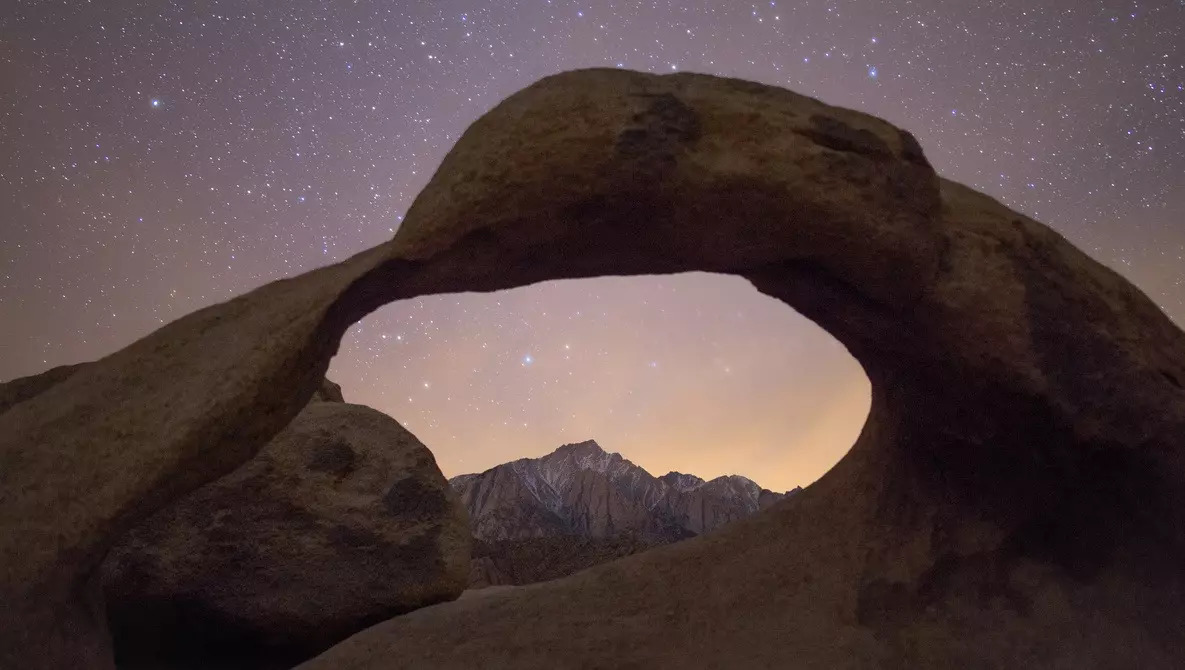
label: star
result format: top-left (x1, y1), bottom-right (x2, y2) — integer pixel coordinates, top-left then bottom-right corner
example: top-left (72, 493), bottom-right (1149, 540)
top-left (1, 0), bottom-right (1180, 495)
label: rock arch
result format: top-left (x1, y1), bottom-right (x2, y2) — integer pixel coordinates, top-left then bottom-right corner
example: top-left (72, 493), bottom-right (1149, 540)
top-left (2, 68), bottom-right (1184, 669)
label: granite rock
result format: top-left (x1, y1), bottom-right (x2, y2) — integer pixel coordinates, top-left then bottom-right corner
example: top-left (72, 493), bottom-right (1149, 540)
top-left (101, 402), bottom-right (469, 668)
top-left (3, 68), bottom-right (1183, 669)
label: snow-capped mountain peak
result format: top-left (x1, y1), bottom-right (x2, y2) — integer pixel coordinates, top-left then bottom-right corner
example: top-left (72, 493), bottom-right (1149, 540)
top-left (660, 471), bottom-right (707, 492)
top-left (536, 440), bottom-right (641, 492)
top-left (449, 441), bottom-right (796, 542)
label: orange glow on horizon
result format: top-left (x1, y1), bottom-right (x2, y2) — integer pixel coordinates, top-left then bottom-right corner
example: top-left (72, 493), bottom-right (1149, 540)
top-left (333, 272), bottom-right (872, 493)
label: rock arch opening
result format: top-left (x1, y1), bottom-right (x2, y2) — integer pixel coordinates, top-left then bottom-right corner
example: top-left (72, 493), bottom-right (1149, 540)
top-left (332, 270), bottom-right (871, 593)
top-left (2, 68), bottom-right (1184, 670)
top-left (332, 271), bottom-right (870, 494)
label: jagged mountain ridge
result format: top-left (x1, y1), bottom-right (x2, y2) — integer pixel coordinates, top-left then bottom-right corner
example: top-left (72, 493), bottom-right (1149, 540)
top-left (449, 440), bottom-right (797, 542)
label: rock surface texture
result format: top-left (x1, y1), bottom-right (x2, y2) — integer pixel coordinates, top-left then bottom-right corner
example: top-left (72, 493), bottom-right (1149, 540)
top-left (0, 362), bottom-right (86, 415)
top-left (468, 535), bottom-right (667, 589)
top-left (451, 439), bottom-right (787, 543)
top-left (2, 68), bottom-right (1184, 669)
top-left (453, 439), bottom-right (791, 590)
top-left (100, 397), bottom-right (469, 669)
top-left (311, 377), bottom-right (346, 403)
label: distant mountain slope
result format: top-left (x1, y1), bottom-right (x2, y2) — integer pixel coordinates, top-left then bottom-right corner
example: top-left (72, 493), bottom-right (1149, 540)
top-left (449, 440), bottom-right (798, 543)
top-left (467, 535), bottom-right (668, 589)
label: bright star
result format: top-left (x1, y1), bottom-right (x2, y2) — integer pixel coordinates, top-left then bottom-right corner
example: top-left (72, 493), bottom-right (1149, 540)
top-left (151, 99), bottom-right (160, 107)
top-left (523, 354), bottom-right (534, 365)
top-left (868, 67), bottom-right (878, 78)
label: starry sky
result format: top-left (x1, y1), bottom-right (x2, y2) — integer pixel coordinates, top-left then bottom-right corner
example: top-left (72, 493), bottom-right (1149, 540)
top-left (1, 0), bottom-right (1182, 491)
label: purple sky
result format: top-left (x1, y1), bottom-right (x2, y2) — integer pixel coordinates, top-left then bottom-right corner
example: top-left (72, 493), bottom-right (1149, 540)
top-left (1, 0), bottom-right (1181, 490)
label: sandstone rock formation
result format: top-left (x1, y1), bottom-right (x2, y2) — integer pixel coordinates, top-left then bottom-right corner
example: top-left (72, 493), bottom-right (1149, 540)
top-left (452, 439), bottom-right (787, 543)
top-left (3, 68), bottom-right (1184, 669)
top-left (100, 398), bottom-right (469, 669)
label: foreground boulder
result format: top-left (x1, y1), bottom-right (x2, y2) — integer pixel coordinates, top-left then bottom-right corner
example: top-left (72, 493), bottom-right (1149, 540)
top-left (2, 68), bottom-right (1183, 669)
top-left (101, 399), bottom-right (469, 668)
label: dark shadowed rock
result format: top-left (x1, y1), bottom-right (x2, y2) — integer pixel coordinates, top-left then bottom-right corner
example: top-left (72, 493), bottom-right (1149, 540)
top-left (1, 368), bottom-right (346, 419)
top-left (3, 68), bottom-right (1184, 669)
top-left (101, 401), bottom-right (469, 669)
top-left (1, 366), bottom-right (346, 418)
top-left (468, 535), bottom-right (668, 589)
top-left (0, 363), bottom-right (87, 415)
top-left (311, 378), bottom-right (345, 403)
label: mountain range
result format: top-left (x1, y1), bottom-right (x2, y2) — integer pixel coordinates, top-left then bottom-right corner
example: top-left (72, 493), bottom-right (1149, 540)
top-left (449, 440), bottom-right (798, 543)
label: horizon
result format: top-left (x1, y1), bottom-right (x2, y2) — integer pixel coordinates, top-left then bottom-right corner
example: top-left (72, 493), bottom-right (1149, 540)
top-left (443, 437), bottom-right (802, 492)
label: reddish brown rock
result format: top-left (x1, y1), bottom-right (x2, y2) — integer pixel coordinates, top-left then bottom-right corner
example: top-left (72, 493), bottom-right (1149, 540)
top-left (100, 400), bottom-right (469, 669)
top-left (0, 362), bottom-right (86, 415)
top-left (312, 377), bottom-right (345, 403)
top-left (2, 68), bottom-right (1183, 669)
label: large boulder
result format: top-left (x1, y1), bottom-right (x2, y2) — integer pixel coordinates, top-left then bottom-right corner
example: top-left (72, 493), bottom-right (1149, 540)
top-left (101, 399), bottom-right (469, 669)
top-left (2, 68), bottom-right (1183, 669)
top-left (311, 377), bottom-right (345, 403)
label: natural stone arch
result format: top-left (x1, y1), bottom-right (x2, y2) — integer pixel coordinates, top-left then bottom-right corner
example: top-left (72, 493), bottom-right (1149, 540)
top-left (2, 68), bottom-right (1184, 669)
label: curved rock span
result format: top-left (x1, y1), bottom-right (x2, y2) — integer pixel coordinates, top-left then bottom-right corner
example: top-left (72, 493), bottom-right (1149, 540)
top-left (2, 68), bottom-right (1184, 669)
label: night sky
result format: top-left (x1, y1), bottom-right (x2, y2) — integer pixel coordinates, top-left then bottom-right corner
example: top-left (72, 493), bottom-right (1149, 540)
top-left (1, 1), bottom-right (1181, 491)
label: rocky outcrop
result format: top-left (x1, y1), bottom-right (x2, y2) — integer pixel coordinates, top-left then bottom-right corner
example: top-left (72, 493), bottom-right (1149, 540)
top-left (99, 399), bottom-right (469, 668)
top-left (3, 68), bottom-right (1184, 669)
top-left (0, 366), bottom-right (344, 417)
top-left (0, 362), bottom-right (86, 415)
top-left (451, 440), bottom-right (787, 542)
top-left (312, 377), bottom-right (345, 403)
